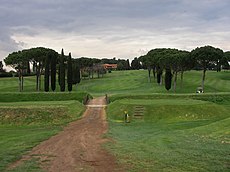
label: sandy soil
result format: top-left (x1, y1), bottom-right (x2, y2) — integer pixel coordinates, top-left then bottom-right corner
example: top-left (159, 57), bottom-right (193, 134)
top-left (10, 97), bottom-right (123, 172)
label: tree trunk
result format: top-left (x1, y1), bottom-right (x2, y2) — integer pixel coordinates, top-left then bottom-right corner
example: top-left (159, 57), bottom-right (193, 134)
top-left (36, 73), bottom-right (39, 91)
top-left (180, 71), bottom-right (184, 89)
top-left (152, 66), bottom-right (156, 80)
top-left (39, 74), bottom-right (41, 91)
top-left (33, 61), bottom-right (36, 73)
top-left (17, 69), bottom-right (23, 92)
top-left (201, 69), bottom-right (206, 91)
top-left (173, 71), bottom-right (177, 92)
top-left (36, 62), bottom-right (42, 92)
top-left (18, 71), bottom-right (22, 92)
top-left (148, 67), bottom-right (151, 83)
top-left (22, 75), bottom-right (24, 91)
top-left (92, 68), bottom-right (94, 79)
top-left (160, 73), bottom-right (163, 85)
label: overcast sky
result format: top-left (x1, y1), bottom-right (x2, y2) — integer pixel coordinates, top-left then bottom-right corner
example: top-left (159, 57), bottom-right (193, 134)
top-left (1, 0), bottom-right (230, 63)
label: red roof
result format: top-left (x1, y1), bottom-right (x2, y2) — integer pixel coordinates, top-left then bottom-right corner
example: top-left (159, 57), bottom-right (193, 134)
top-left (103, 64), bottom-right (117, 69)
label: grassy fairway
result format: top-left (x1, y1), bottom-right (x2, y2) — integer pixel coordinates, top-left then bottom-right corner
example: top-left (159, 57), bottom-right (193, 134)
top-left (106, 98), bottom-right (230, 171)
top-left (1, 70), bottom-right (230, 95)
top-left (77, 70), bottom-right (230, 95)
top-left (0, 100), bottom-right (85, 171)
top-left (0, 70), bottom-right (230, 171)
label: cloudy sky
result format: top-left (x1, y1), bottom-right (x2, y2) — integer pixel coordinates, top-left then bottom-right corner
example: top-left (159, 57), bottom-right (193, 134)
top-left (1, 0), bottom-right (230, 63)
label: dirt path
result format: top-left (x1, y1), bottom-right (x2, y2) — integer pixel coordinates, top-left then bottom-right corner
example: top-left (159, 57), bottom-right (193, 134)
top-left (10, 97), bottom-right (122, 172)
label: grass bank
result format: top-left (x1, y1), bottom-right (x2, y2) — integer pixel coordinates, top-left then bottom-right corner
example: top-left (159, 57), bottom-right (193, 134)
top-left (0, 92), bottom-right (89, 103)
top-left (77, 70), bottom-right (230, 95)
top-left (1, 70), bottom-right (230, 95)
top-left (106, 97), bottom-right (230, 171)
top-left (0, 100), bottom-right (85, 171)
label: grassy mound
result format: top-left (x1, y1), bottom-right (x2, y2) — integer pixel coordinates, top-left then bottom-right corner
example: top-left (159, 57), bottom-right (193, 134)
top-left (0, 100), bottom-right (84, 126)
top-left (108, 98), bottom-right (229, 122)
top-left (0, 100), bottom-right (85, 171)
top-left (106, 98), bottom-right (230, 171)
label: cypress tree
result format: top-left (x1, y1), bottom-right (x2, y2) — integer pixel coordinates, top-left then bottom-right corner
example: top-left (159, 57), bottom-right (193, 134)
top-left (165, 68), bottom-right (172, 91)
top-left (126, 59), bottom-right (130, 70)
top-left (72, 62), bottom-right (77, 85)
top-left (157, 68), bottom-right (162, 84)
top-left (59, 49), bottom-right (65, 92)
top-left (58, 63), bottom-right (60, 86)
top-left (44, 53), bottom-right (51, 92)
top-left (51, 52), bottom-right (57, 91)
top-left (67, 53), bottom-right (72, 92)
top-left (72, 61), bottom-right (81, 90)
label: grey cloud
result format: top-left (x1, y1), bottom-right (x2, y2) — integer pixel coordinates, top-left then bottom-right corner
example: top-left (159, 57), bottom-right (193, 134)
top-left (0, 0), bottom-right (230, 61)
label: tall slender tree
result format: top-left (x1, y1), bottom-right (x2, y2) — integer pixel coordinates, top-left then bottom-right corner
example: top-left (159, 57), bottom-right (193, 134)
top-left (44, 53), bottom-right (51, 92)
top-left (165, 68), bottom-right (172, 91)
top-left (59, 49), bottom-right (65, 92)
top-left (67, 53), bottom-right (73, 92)
top-left (157, 67), bottom-right (163, 85)
top-left (126, 59), bottom-right (130, 70)
top-left (51, 52), bottom-right (57, 91)
top-left (72, 60), bottom-right (81, 90)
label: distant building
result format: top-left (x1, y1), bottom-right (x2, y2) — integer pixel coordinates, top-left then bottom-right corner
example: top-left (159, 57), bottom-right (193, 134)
top-left (103, 64), bottom-right (117, 70)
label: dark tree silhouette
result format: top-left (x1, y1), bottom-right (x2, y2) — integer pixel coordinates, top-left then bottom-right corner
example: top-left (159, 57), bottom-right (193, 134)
top-left (67, 53), bottom-right (73, 92)
top-left (59, 49), bottom-right (65, 92)
top-left (44, 53), bottom-right (51, 92)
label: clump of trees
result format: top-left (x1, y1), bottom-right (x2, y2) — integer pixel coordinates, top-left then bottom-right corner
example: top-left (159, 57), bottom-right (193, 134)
top-left (139, 45), bottom-right (228, 92)
top-left (4, 45), bottom-right (229, 93)
top-left (4, 47), bottom-right (82, 92)
top-left (191, 46), bottom-right (224, 91)
top-left (4, 47), bottom-right (58, 92)
top-left (139, 48), bottom-right (194, 92)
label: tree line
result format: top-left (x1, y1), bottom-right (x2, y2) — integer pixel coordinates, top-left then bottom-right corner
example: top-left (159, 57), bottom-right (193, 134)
top-left (3, 47), bottom-right (130, 92)
top-left (3, 45), bottom-right (230, 92)
top-left (137, 45), bottom-right (230, 92)
top-left (4, 47), bottom-right (81, 92)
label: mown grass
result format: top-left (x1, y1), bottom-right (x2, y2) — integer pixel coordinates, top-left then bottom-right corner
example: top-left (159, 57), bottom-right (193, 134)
top-left (0, 92), bottom-right (88, 102)
top-left (77, 70), bottom-right (230, 95)
top-left (0, 70), bottom-right (230, 171)
top-left (106, 97), bottom-right (230, 171)
top-left (0, 100), bottom-right (85, 171)
top-left (0, 78), bottom-right (89, 171)
top-left (1, 70), bottom-right (229, 95)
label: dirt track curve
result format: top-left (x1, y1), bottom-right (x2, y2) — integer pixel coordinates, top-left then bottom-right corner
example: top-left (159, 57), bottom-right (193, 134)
top-left (10, 97), bottom-right (123, 172)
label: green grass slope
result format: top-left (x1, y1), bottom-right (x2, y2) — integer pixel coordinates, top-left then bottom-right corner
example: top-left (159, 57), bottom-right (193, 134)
top-left (0, 69), bottom-right (229, 171)
top-left (77, 70), bottom-right (230, 95)
top-left (106, 98), bottom-right (230, 171)
top-left (1, 70), bottom-right (229, 95)
top-left (0, 100), bottom-right (85, 171)
top-left (0, 92), bottom-right (88, 102)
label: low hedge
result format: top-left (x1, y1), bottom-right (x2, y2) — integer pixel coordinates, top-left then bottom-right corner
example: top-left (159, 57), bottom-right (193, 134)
top-left (0, 92), bottom-right (90, 103)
